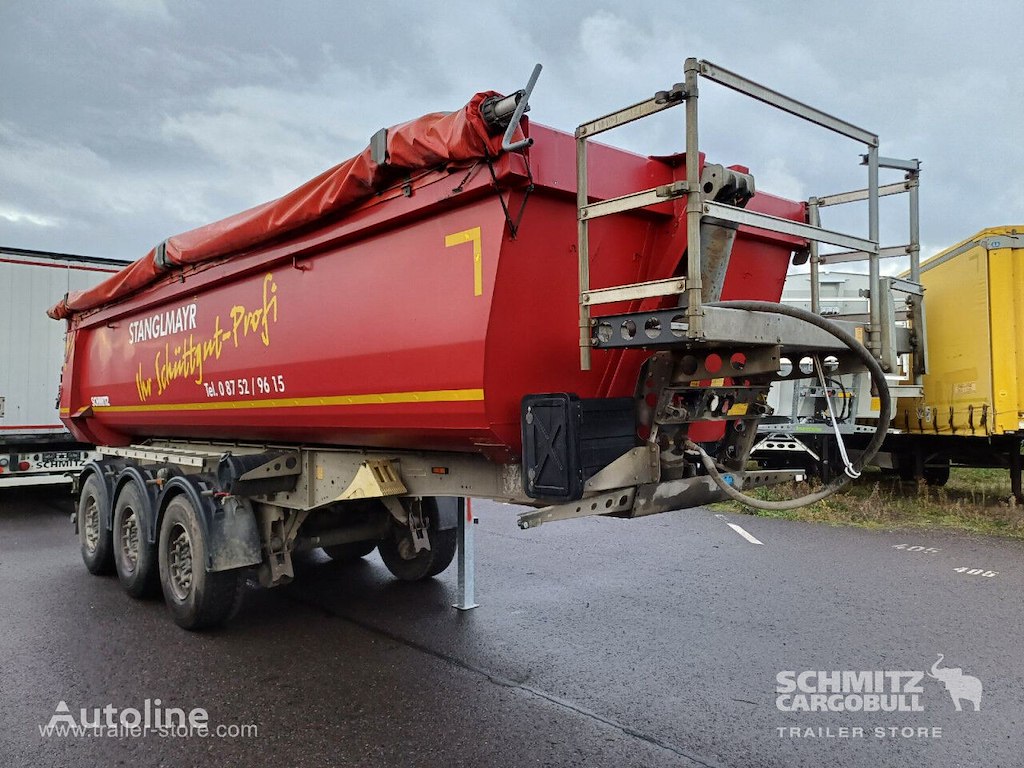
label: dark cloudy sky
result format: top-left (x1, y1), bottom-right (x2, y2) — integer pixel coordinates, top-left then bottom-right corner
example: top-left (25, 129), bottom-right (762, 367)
top-left (2, 1), bottom-right (1021, 267)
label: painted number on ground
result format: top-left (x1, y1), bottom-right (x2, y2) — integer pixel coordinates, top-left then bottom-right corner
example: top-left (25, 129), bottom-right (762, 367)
top-left (953, 567), bottom-right (998, 578)
top-left (892, 544), bottom-right (940, 553)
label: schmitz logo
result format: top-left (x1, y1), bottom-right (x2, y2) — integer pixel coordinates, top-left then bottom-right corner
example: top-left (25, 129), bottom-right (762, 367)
top-left (927, 654), bottom-right (983, 712)
top-left (773, 655), bottom-right (983, 742)
top-left (776, 670), bottom-right (925, 712)
top-left (776, 654), bottom-right (982, 714)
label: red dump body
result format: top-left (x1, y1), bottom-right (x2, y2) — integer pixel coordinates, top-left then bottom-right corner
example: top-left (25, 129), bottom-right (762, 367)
top-left (56, 96), bottom-right (805, 461)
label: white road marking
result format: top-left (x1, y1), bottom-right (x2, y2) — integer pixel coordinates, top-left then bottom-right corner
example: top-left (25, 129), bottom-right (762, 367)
top-left (953, 567), bottom-right (998, 578)
top-left (714, 515), bottom-right (764, 545)
top-left (727, 523), bottom-right (765, 545)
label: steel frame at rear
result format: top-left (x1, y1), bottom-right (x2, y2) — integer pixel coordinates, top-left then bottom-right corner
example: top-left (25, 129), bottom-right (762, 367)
top-left (575, 57), bottom-right (893, 370)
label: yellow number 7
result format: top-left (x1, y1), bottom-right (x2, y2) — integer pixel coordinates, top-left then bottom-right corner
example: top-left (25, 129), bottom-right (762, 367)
top-left (444, 226), bottom-right (482, 297)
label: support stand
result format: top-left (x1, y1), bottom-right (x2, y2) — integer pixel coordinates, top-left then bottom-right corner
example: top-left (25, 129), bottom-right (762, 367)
top-left (453, 497), bottom-right (478, 610)
top-left (1011, 440), bottom-right (1023, 504)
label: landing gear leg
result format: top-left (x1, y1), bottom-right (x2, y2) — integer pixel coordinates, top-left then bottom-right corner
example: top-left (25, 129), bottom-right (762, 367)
top-left (1011, 440), bottom-right (1023, 504)
top-left (453, 498), bottom-right (478, 611)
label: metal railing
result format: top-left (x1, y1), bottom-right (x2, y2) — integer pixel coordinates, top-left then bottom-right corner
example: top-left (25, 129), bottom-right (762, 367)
top-left (808, 157), bottom-right (924, 384)
top-left (575, 57), bottom-right (889, 370)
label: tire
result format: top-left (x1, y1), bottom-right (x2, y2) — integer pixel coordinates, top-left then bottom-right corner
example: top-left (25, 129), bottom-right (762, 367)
top-left (112, 483), bottom-right (159, 598)
top-left (322, 540), bottom-right (377, 562)
top-left (923, 460), bottom-right (951, 487)
top-left (897, 456), bottom-right (916, 482)
top-left (896, 454), bottom-right (950, 486)
top-left (78, 473), bottom-right (114, 575)
top-left (378, 498), bottom-right (457, 581)
top-left (158, 495), bottom-right (244, 630)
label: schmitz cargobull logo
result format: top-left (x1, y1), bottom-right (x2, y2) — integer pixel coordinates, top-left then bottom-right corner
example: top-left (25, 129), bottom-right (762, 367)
top-left (776, 654), bottom-right (982, 713)
top-left (776, 670), bottom-right (925, 712)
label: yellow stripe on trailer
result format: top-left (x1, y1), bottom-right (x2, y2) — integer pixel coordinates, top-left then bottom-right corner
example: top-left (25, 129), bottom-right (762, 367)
top-left (81, 388), bottom-right (486, 415)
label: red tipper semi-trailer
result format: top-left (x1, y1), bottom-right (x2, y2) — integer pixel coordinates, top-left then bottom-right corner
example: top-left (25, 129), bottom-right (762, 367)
top-left (51, 59), bottom-right (891, 629)
top-left (0, 247), bottom-right (122, 488)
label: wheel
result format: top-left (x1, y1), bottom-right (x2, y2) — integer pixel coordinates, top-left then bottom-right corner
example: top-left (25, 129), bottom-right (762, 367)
top-left (322, 540), bottom-right (377, 562)
top-left (112, 483), bottom-right (159, 598)
top-left (158, 495), bottom-right (244, 630)
top-left (897, 456), bottom-right (916, 482)
top-left (896, 454), bottom-right (950, 486)
top-left (923, 460), bottom-right (950, 487)
top-left (78, 473), bottom-right (114, 575)
top-left (378, 498), bottom-right (457, 581)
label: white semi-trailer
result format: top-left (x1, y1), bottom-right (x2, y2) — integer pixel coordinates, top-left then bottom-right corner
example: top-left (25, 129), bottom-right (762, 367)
top-left (0, 247), bottom-right (122, 487)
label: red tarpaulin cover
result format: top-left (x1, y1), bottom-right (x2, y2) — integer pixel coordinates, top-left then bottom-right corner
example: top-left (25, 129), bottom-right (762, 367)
top-left (49, 91), bottom-right (513, 319)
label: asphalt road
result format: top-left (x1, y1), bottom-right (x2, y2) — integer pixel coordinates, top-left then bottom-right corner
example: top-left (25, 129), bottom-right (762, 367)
top-left (2, 486), bottom-right (1022, 767)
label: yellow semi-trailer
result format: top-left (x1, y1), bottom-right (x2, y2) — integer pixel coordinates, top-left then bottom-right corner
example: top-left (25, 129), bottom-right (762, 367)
top-left (893, 227), bottom-right (1024, 493)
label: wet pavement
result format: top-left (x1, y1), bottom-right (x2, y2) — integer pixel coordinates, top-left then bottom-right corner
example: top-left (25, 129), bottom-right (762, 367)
top-left (2, 486), bottom-right (1022, 767)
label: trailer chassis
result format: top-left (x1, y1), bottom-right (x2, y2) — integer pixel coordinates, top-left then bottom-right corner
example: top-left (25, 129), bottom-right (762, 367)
top-left (73, 437), bottom-right (801, 629)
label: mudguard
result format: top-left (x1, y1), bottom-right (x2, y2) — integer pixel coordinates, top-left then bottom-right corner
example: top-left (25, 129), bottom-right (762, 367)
top-left (157, 475), bottom-right (262, 572)
top-left (112, 464), bottom-right (165, 547)
top-left (76, 458), bottom-right (129, 535)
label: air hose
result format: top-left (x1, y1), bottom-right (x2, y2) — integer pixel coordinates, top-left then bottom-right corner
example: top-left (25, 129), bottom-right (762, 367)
top-left (685, 300), bottom-right (891, 511)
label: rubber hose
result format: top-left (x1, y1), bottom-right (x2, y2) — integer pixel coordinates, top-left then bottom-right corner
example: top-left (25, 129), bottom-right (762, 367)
top-left (686, 300), bottom-right (891, 511)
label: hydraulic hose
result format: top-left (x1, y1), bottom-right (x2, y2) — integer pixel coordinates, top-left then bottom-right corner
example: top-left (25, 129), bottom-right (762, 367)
top-left (686, 300), bottom-right (891, 511)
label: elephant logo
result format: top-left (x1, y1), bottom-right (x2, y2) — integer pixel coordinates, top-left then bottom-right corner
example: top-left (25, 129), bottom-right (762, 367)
top-left (928, 654), bottom-right (983, 711)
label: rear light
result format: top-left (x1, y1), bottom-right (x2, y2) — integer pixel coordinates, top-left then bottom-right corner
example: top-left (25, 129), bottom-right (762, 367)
top-left (0, 457), bottom-right (7, 467)
top-left (18, 461), bottom-right (30, 471)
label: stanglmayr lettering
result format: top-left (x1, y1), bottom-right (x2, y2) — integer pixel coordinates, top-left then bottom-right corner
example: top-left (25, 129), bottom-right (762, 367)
top-left (129, 304), bottom-right (198, 344)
